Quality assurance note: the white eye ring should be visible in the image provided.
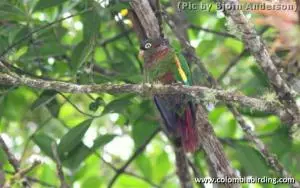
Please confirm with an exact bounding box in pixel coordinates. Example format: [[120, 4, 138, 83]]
[[144, 42, 152, 49]]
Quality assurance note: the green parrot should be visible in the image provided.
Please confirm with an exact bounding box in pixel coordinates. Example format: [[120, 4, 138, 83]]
[[141, 38, 199, 153]]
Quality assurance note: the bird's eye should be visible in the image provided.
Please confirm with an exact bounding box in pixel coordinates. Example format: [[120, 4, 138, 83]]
[[144, 42, 152, 49]]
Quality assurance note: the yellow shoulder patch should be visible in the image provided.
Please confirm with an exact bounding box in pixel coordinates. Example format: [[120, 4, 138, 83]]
[[174, 55, 188, 83]]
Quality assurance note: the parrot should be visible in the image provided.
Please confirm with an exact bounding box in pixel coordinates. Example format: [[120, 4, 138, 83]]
[[141, 38, 199, 153]]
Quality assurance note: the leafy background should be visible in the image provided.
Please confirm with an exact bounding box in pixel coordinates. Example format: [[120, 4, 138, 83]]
[[0, 0, 299, 187]]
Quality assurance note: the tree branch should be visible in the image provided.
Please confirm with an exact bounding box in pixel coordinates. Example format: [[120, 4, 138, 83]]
[[0, 72, 283, 114], [130, 0, 160, 39], [195, 105, 239, 188], [230, 107, 300, 187], [220, 0, 300, 124], [174, 146, 192, 188]]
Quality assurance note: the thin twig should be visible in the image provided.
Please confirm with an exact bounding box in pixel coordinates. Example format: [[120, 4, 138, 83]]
[[190, 24, 237, 39], [107, 128, 160, 188], [4, 170, 57, 188], [51, 142, 69, 188], [4, 161, 41, 188], [99, 29, 133, 46], [0, 136, 19, 172], [124, 171, 161, 188], [93, 149, 160, 187], [218, 49, 247, 82], [17, 160, 41, 179], [58, 92, 101, 118]]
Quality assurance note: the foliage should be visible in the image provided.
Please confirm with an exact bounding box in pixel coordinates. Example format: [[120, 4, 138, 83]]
[[0, 0, 299, 187]]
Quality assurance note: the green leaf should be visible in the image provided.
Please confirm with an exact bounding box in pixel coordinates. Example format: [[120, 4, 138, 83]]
[[117, 174, 151, 188], [234, 143, 270, 177], [154, 152, 171, 181], [102, 95, 134, 115], [135, 154, 152, 179], [58, 119, 93, 158], [82, 176, 102, 188], [92, 134, 116, 150], [0, 2, 27, 21], [31, 90, 57, 110], [196, 39, 217, 57], [107, 2, 130, 12], [265, 127, 291, 157], [70, 37, 95, 72], [46, 98, 60, 117], [63, 142, 92, 169], [1, 88, 31, 121], [82, 5, 101, 40], [132, 120, 158, 148], [39, 164, 57, 186], [0, 148, 8, 164], [224, 38, 244, 53], [21, 42, 68, 60], [32, 133, 56, 159], [250, 66, 270, 87], [34, 0, 68, 11]]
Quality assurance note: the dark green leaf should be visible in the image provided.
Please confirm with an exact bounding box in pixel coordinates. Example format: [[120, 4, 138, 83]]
[[46, 98, 60, 117], [234, 143, 270, 177], [58, 119, 93, 158], [92, 134, 117, 150], [132, 120, 158, 148], [265, 127, 291, 157], [21, 42, 68, 60], [34, 0, 68, 11], [70, 38, 95, 72], [107, 2, 130, 12], [31, 90, 57, 110], [62, 142, 92, 169], [32, 133, 56, 159], [82, 5, 101, 40], [0, 148, 8, 164], [250, 66, 270, 87], [102, 95, 134, 115], [0, 2, 27, 21]]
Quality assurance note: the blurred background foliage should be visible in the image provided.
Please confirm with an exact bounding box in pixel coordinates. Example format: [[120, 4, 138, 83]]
[[0, 0, 299, 187]]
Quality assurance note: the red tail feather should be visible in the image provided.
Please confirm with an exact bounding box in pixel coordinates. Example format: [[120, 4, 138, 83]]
[[179, 107, 198, 153]]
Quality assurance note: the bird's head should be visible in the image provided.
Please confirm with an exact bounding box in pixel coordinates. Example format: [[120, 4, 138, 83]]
[[140, 38, 169, 53], [140, 38, 170, 66]]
